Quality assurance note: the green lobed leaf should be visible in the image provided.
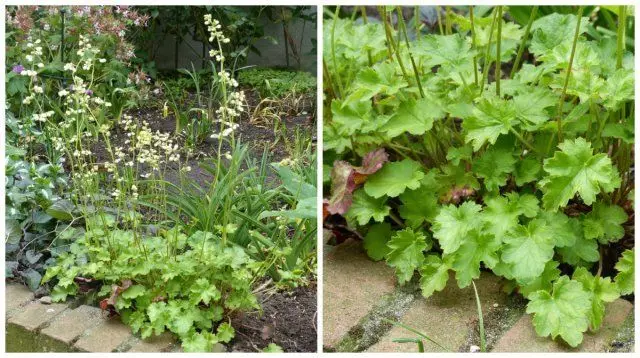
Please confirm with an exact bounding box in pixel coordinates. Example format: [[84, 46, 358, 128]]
[[540, 138, 620, 211], [572, 267, 619, 331], [432, 201, 483, 255], [363, 223, 393, 261], [381, 96, 444, 138], [614, 249, 634, 295], [364, 159, 425, 198], [582, 203, 627, 244], [398, 170, 441, 228], [601, 68, 634, 111], [526, 276, 592, 347], [385, 228, 430, 285], [345, 189, 390, 226], [216, 322, 235, 343], [519, 261, 561, 299], [481, 193, 538, 241], [537, 211, 579, 248], [419, 255, 451, 298], [512, 87, 556, 130], [463, 96, 517, 151], [529, 13, 589, 56], [501, 219, 554, 283], [450, 229, 501, 288], [514, 156, 542, 186], [557, 219, 600, 267], [473, 145, 516, 192]]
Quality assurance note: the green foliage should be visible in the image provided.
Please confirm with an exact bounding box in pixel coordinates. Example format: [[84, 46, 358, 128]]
[[614, 249, 634, 295], [324, 5, 634, 348], [4, 140, 72, 291], [43, 228, 258, 350], [385, 228, 430, 284], [540, 138, 619, 211], [238, 67, 316, 98], [526, 276, 591, 347], [364, 159, 424, 198]]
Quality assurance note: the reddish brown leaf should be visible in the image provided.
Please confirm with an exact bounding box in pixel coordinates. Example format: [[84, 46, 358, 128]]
[[357, 148, 389, 175]]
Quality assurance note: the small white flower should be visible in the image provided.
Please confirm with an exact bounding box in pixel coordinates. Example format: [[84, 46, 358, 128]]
[[58, 89, 69, 97], [99, 58, 107, 63], [33, 85, 43, 94]]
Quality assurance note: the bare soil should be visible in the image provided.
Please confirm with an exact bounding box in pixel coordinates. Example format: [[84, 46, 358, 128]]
[[231, 283, 318, 352]]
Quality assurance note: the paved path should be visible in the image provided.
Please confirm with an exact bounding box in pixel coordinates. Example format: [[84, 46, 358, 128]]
[[323, 239, 634, 353], [5, 284, 179, 352]]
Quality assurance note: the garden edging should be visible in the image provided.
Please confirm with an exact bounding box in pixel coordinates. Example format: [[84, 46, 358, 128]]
[[4, 284, 196, 353]]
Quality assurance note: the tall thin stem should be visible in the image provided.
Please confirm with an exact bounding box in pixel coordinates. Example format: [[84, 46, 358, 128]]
[[616, 6, 627, 69], [554, 6, 584, 143], [381, 7, 410, 83], [510, 6, 538, 78], [330, 6, 343, 98], [436, 6, 444, 35], [495, 6, 503, 97], [397, 6, 425, 98], [480, 8, 498, 95], [445, 6, 452, 34], [360, 6, 374, 66], [469, 7, 479, 86], [414, 6, 420, 37]]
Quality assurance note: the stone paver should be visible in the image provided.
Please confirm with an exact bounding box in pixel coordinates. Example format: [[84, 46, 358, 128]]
[[41, 305, 104, 344], [128, 332, 177, 352], [323, 239, 396, 348], [368, 271, 511, 352], [7, 302, 68, 332], [5, 284, 35, 313], [74, 318, 134, 352], [492, 299, 633, 352]]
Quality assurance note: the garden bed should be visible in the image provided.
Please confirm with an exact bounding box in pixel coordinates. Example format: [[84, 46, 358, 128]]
[[323, 4, 635, 352], [6, 5, 317, 353]]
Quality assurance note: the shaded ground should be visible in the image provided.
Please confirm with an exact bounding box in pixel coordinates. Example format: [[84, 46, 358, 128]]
[[231, 283, 317, 352], [92, 88, 315, 189]]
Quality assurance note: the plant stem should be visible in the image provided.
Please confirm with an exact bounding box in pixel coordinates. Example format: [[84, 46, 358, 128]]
[[389, 211, 405, 228], [330, 6, 344, 98], [509, 126, 538, 153], [616, 6, 627, 69], [480, 8, 498, 95], [322, 59, 337, 100], [414, 6, 420, 37], [596, 246, 604, 277], [436, 6, 444, 35], [381, 8, 410, 83], [472, 281, 486, 352], [382, 318, 450, 351], [510, 6, 538, 78], [445, 6, 452, 34], [495, 6, 503, 97], [469, 7, 479, 86], [553, 6, 584, 144], [360, 6, 374, 66], [397, 6, 425, 98]]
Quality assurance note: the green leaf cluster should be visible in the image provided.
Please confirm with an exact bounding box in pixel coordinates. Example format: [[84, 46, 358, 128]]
[[324, 6, 634, 348], [42, 228, 258, 352]]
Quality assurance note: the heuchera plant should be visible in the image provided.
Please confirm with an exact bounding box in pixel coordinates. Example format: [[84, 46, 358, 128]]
[[324, 6, 634, 348]]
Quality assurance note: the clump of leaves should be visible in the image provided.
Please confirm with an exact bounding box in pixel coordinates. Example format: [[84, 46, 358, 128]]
[[238, 67, 316, 98], [324, 5, 634, 348], [5, 140, 74, 291], [42, 227, 258, 352]]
